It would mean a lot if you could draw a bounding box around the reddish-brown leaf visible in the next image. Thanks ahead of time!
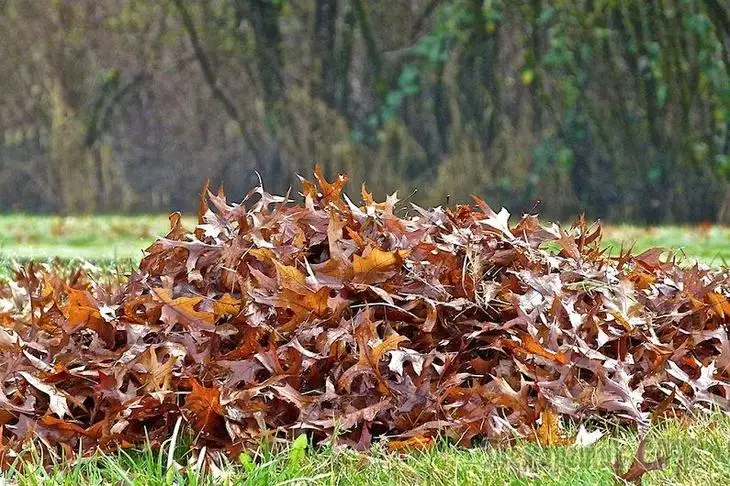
[613,437,666,483]
[185,380,224,434]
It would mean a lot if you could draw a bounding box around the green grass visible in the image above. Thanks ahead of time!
[2,214,729,264]
[2,413,730,485]
[2,215,730,484]
[0,214,186,261]
[602,224,730,265]
[0,214,183,279]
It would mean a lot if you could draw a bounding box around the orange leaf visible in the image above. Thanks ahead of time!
[155,288,215,329]
[314,164,348,206]
[387,435,435,452]
[345,227,367,250]
[272,260,310,293]
[706,292,730,319]
[369,334,409,366]
[353,247,409,284]
[300,176,318,200]
[63,288,115,346]
[278,287,330,316]
[40,415,87,436]
[213,293,241,317]
[248,248,276,261]
[537,408,573,446]
[361,183,375,206]
[185,379,224,433]
[518,333,569,365]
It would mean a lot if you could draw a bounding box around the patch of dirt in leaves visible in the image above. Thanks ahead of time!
[1,168,728,478]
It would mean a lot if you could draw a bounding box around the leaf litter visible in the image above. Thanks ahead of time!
[1,167,727,480]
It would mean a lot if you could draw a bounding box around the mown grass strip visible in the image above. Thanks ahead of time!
[2,413,729,485]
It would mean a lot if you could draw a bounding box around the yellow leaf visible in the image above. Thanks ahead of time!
[248,248,276,261]
[706,292,730,318]
[272,260,307,289]
[213,293,241,317]
[387,436,434,452]
[353,247,409,284]
[155,288,215,328]
[537,408,573,446]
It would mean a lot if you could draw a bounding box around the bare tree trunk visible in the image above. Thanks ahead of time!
[49,81,97,213]
[313,0,338,107]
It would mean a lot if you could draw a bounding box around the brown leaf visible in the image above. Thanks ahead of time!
[19,372,71,419]
[613,437,666,483]
[313,164,349,207]
[185,380,225,435]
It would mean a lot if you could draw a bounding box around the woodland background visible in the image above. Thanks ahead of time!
[0,0,728,223]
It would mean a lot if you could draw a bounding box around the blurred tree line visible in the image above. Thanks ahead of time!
[0,0,728,222]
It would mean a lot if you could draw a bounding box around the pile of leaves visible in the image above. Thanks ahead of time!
[1,169,729,469]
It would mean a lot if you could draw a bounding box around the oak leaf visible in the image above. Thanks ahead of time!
[154,288,215,330]
[185,380,225,435]
[353,247,410,284]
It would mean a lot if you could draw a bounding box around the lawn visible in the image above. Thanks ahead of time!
[3,413,730,485]
[2,214,730,485]
[2,214,730,264]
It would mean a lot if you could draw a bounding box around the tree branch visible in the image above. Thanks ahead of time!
[706,0,730,37]
[351,0,383,92]
[172,0,261,160]
[409,0,444,41]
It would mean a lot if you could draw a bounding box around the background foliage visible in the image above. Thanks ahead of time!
[0,0,728,222]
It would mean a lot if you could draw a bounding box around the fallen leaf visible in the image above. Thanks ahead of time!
[19,372,71,419]
[185,380,225,435]
[613,437,666,483]
[353,247,409,284]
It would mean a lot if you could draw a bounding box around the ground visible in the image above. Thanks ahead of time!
[1,215,730,485]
